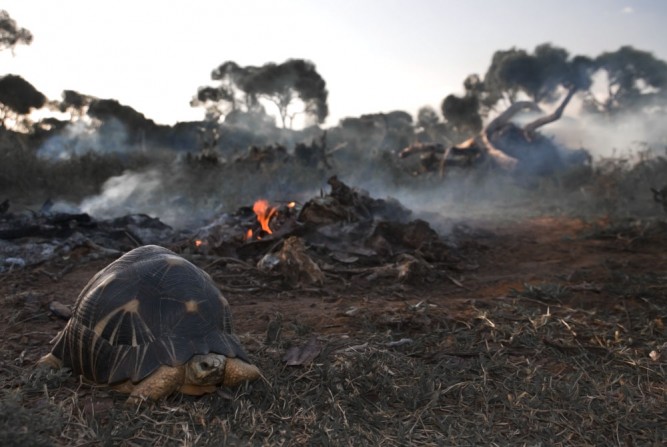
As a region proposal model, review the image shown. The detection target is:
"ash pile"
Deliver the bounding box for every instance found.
[0,199,177,273]
[189,176,464,288]
[1,177,471,288]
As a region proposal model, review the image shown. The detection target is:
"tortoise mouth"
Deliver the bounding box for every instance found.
[185,354,260,387]
[186,354,227,385]
[222,357,261,387]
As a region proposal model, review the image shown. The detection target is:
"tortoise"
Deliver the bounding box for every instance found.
[38,245,260,403]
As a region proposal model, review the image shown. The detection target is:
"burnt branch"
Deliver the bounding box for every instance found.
[523,85,577,140]
[478,133,519,170]
[398,142,446,158]
[486,101,541,134]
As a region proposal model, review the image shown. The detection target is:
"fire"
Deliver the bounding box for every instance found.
[246,199,297,241]
[194,239,204,247]
[253,199,278,234]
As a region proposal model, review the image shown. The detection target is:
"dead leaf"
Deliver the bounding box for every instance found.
[282,336,321,366]
[331,252,359,264]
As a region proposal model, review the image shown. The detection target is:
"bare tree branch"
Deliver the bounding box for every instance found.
[523,85,578,139]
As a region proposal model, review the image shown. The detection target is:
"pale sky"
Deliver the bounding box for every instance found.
[2,0,667,127]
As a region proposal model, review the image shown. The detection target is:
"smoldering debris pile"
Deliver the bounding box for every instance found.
[1,177,464,285]
[0,201,178,272]
[190,176,458,286]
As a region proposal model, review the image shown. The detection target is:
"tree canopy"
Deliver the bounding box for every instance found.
[441,93,483,135]
[193,59,329,128]
[482,43,593,106]
[426,42,667,146]
[0,10,32,53]
[0,74,45,124]
[585,46,667,114]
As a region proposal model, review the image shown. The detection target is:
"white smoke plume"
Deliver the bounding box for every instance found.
[37,118,134,160]
[545,111,667,161]
[78,169,209,228]
[80,169,161,217]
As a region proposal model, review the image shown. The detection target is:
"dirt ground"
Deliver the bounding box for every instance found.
[1,214,666,446]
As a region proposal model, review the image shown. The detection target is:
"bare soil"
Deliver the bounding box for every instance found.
[1,215,666,446]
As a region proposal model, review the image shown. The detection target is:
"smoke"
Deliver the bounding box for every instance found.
[39,95,667,234]
[545,109,667,160]
[539,69,667,160]
[329,97,667,228]
[79,169,212,228]
[80,169,160,216]
[480,90,667,161]
[37,118,135,160]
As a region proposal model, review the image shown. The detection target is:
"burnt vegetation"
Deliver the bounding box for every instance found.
[1,9,666,446]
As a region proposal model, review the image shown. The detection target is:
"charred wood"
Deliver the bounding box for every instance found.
[0,212,94,240]
[400,88,589,178]
[523,85,577,140]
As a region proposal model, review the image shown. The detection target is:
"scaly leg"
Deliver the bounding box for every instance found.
[125,365,184,406]
[37,353,63,369]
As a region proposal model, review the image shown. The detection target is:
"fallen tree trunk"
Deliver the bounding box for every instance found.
[400,85,584,176]
[523,85,577,140]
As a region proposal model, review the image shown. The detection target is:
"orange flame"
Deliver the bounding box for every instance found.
[194,239,204,247]
[245,228,253,240]
[253,199,278,234]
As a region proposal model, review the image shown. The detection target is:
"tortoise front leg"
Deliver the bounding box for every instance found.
[125,365,184,406]
[37,353,63,369]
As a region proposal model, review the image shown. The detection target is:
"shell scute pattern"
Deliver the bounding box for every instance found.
[49,245,247,384]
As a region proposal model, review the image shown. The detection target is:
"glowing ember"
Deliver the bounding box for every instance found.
[194,239,204,247]
[246,228,253,240]
[287,201,296,208]
[253,199,278,234]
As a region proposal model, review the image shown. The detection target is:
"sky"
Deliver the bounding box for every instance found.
[2,0,667,128]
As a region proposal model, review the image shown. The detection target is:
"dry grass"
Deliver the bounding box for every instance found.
[2,285,665,446]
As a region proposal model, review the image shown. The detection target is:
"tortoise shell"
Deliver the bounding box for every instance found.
[48,245,248,384]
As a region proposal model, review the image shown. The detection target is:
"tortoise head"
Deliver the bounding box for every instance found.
[185,354,260,387]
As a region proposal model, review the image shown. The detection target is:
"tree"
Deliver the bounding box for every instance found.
[438,74,486,142]
[584,46,667,114]
[401,84,587,179]
[0,12,42,129]
[336,110,414,153]
[0,10,32,53]
[191,61,261,121]
[441,93,482,136]
[414,106,451,145]
[482,43,593,107]
[416,106,440,131]
[246,59,328,128]
[0,74,45,126]
[87,98,159,143]
[193,59,329,128]
[58,90,95,118]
